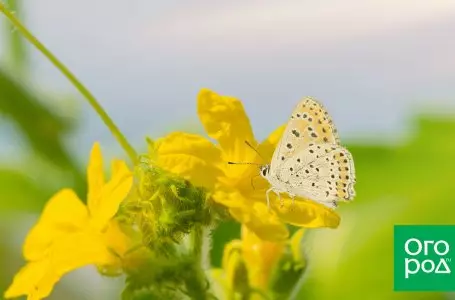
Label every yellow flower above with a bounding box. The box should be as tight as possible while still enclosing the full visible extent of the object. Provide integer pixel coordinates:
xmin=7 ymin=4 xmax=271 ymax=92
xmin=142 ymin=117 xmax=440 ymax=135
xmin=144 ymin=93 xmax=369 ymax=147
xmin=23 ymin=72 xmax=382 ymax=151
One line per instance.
xmin=240 ymin=226 xmax=286 ymax=290
xmin=153 ymin=89 xmax=340 ymax=241
xmin=5 ymin=143 xmax=133 ymax=300
xmin=212 ymin=225 xmax=304 ymax=299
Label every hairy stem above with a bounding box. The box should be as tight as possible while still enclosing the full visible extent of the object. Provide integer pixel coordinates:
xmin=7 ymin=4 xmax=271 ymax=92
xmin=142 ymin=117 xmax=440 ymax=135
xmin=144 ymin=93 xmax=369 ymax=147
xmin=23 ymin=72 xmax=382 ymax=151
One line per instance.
xmin=0 ymin=3 xmax=138 ymax=164
xmin=185 ymin=224 xmax=212 ymax=300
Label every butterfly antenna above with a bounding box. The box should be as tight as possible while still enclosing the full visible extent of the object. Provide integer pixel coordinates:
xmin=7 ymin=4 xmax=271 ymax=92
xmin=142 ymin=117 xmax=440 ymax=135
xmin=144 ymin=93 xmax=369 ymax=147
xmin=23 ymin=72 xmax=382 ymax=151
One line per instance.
xmin=227 ymin=141 xmax=265 ymax=166
xmin=244 ymin=140 xmax=266 ymax=162
xmin=227 ymin=161 xmax=261 ymax=165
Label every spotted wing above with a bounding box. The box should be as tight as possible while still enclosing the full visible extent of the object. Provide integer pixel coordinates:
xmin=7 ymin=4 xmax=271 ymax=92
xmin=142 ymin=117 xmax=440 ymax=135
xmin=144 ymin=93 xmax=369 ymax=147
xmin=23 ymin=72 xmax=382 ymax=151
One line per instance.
xmin=277 ymin=143 xmax=356 ymax=204
xmin=270 ymin=97 xmax=340 ymax=171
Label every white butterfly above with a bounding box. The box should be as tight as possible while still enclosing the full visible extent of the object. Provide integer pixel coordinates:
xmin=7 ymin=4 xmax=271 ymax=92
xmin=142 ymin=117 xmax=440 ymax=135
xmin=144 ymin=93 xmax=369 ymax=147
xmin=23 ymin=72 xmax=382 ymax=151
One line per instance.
xmin=259 ymin=97 xmax=356 ymax=209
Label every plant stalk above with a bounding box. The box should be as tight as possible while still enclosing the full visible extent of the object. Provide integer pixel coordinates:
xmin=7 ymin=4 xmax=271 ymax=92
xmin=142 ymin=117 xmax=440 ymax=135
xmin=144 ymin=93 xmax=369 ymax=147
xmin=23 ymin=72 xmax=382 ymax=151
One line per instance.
xmin=185 ymin=224 xmax=213 ymax=300
xmin=0 ymin=3 xmax=138 ymax=164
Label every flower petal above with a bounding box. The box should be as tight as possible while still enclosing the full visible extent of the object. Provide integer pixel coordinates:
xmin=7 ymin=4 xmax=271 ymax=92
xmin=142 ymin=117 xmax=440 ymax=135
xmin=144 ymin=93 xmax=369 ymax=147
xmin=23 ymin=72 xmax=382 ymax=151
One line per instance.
xmin=4 ymin=260 xmax=58 ymax=300
xmin=229 ymin=200 xmax=289 ymax=242
xmin=212 ymin=186 xmax=246 ymax=209
xmin=208 ymin=269 xmax=229 ymax=300
xmin=197 ymin=89 xmax=258 ymax=169
xmin=154 ymin=132 xmax=224 ymax=189
xmin=241 ymin=225 xmax=285 ymax=289
xmin=221 ymin=240 xmax=243 ymax=271
xmin=89 ymin=159 xmax=133 ymax=231
xmin=229 ymin=124 xmax=286 ymax=196
xmin=290 ymin=228 xmax=306 ymax=265
xmin=87 ymin=142 xmax=105 ymax=210
xmin=272 ymin=197 xmax=341 ymax=229
xmin=49 ymin=231 xmax=120 ymax=272
xmin=101 ymin=220 xmax=132 ymax=259
xmin=6 ymin=230 xmax=121 ymax=300
xmin=24 ymin=189 xmax=89 ymax=261
xmin=257 ymin=124 xmax=286 ymax=161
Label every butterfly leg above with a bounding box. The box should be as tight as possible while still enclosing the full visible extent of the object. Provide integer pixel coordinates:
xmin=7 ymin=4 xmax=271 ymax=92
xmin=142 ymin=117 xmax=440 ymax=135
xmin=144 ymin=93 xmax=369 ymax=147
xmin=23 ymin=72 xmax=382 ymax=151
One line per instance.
xmin=266 ymin=188 xmax=282 ymax=210
xmin=278 ymin=192 xmax=284 ymax=208
xmin=319 ymin=200 xmax=337 ymax=209
xmin=272 ymin=190 xmax=283 ymax=208
xmin=289 ymin=193 xmax=296 ymax=210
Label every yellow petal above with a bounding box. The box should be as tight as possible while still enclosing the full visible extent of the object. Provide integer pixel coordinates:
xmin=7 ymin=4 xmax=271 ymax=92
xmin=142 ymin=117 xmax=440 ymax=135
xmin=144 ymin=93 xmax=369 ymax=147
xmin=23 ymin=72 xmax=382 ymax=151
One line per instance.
xmin=102 ymin=219 xmax=132 ymax=259
xmin=24 ymin=189 xmax=89 ymax=261
xmin=229 ymin=201 xmax=289 ymax=242
xmin=221 ymin=239 xmax=243 ymax=271
xmin=222 ymin=244 xmax=249 ymax=293
xmin=257 ymin=124 xmax=286 ymax=161
xmin=208 ymin=269 xmax=229 ymax=300
xmin=290 ymin=228 xmax=306 ymax=265
xmin=4 ymin=260 xmax=58 ymax=300
xmin=241 ymin=225 xmax=285 ymax=289
xmin=100 ymin=220 xmax=136 ymax=276
xmin=87 ymin=142 xmax=105 ymax=210
xmin=6 ymin=230 xmax=120 ymax=300
xmin=222 ymin=124 xmax=286 ymax=195
xmin=155 ymin=132 xmax=224 ymax=189
xmin=272 ymin=197 xmax=341 ymax=229
xmin=212 ymin=186 xmax=246 ymax=209
xmin=89 ymin=159 xmax=133 ymax=231
xmin=49 ymin=231 xmax=119 ymax=273
xmin=197 ymin=89 xmax=258 ymax=175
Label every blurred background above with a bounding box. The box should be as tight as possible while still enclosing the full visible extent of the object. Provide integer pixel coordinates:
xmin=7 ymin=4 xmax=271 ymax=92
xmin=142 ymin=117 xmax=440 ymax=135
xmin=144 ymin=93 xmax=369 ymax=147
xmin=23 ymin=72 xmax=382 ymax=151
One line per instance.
xmin=1 ymin=0 xmax=455 ymax=299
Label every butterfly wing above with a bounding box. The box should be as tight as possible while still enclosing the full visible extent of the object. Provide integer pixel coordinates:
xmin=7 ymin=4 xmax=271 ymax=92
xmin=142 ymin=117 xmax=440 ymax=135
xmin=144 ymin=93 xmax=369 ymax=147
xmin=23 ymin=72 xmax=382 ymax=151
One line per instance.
xmin=277 ymin=143 xmax=356 ymax=204
xmin=270 ymin=97 xmax=340 ymax=171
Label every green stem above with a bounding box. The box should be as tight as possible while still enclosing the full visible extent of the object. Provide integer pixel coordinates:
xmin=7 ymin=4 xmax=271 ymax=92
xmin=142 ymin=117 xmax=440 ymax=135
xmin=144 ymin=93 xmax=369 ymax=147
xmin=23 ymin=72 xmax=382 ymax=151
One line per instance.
xmin=185 ymin=225 xmax=213 ymax=300
xmin=192 ymin=224 xmax=204 ymax=263
xmin=3 ymin=0 xmax=27 ymax=75
xmin=287 ymin=268 xmax=306 ymax=300
xmin=0 ymin=3 xmax=138 ymax=164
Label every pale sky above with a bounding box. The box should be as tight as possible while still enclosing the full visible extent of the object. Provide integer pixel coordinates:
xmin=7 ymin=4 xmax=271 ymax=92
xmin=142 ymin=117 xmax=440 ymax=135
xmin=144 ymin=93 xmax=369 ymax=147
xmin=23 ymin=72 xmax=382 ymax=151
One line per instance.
xmin=1 ymin=0 xmax=455 ymax=158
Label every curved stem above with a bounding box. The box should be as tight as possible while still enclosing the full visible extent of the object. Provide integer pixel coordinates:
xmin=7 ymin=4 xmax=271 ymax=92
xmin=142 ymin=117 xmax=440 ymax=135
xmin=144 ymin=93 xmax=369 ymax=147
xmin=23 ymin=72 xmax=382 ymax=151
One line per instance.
xmin=0 ymin=3 xmax=138 ymax=164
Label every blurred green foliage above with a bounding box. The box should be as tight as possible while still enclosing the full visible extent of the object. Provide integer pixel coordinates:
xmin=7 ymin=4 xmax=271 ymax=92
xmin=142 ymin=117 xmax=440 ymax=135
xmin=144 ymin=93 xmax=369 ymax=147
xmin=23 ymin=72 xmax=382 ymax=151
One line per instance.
xmin=0 ymin=70 xmax=75 ymax=168
xmin=0 ymin=68 xmax=86 ymax=208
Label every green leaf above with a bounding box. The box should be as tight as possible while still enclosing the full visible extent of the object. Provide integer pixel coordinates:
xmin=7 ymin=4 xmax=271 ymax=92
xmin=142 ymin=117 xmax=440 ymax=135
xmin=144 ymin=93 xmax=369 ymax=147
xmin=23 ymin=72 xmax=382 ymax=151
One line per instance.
xmin=0 ymin=168 xmax=51 ymax=211
xmin=0 ymin=68 xmax=86 ymax=195
xmin=0 ymin=68 xmax=71 ymax=162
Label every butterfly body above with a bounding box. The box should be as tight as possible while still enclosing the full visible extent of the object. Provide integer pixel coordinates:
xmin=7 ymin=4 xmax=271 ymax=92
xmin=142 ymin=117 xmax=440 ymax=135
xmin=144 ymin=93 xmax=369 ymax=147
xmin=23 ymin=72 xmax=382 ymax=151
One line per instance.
xmin=262 ymin=97 xmax=356 ymax=209
xmin=259 ymin=164 xmax=296 ymax=207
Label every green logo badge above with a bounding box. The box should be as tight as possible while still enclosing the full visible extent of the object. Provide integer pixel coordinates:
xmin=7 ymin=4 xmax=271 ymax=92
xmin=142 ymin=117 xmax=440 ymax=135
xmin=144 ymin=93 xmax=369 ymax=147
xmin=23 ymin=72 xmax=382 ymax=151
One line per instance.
xmin=394 ymin=225 xmax=455 ymax=291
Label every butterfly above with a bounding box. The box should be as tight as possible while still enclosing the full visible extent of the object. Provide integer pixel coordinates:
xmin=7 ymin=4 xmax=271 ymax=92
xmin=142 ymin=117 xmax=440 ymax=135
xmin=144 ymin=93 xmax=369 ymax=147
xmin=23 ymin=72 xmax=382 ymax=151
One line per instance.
xmin=258 ymin=97 xmax=356 ymax=209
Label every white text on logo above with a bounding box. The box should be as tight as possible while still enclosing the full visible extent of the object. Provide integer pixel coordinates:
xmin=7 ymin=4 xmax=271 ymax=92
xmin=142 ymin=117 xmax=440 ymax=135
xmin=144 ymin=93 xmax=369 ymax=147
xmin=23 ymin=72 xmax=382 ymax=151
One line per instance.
xmin=404 ymin=238 xmax=451 ymax=279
